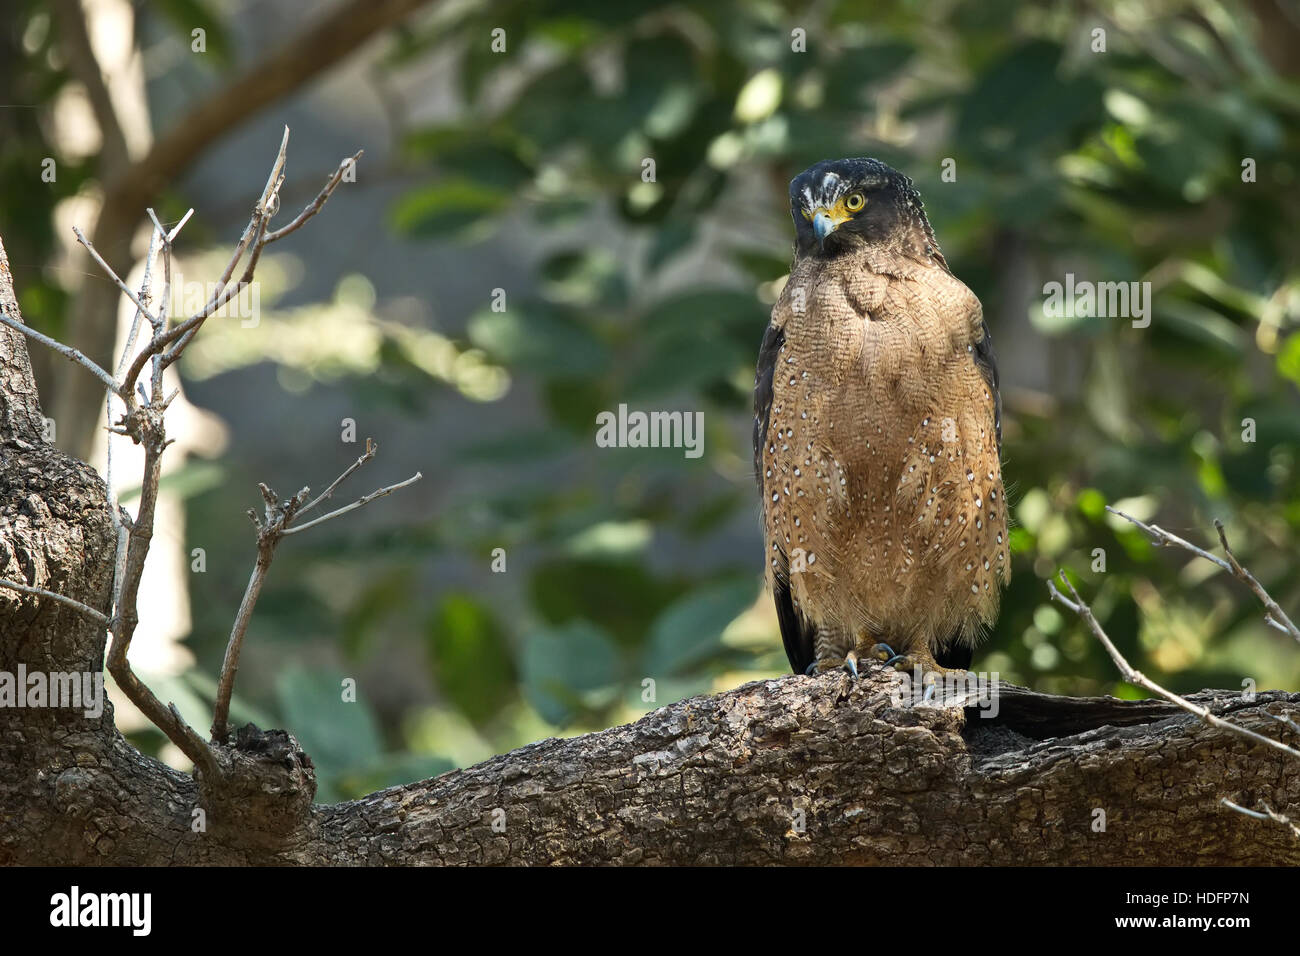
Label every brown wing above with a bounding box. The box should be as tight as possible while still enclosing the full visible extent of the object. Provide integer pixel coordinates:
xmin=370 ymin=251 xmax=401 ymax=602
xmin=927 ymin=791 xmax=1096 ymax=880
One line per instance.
xmin=936 ymin=247 xmax=1001 ymax=454
xmin=753 ymin=319 xmax=817 ymax=674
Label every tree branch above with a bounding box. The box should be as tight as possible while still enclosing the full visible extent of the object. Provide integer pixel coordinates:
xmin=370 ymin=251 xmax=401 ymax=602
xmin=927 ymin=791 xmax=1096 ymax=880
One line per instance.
xmin=298 ymin=436 xmax=378 ymax=516
xmin=1048 ymin=571 xmax=1300 ymax=762
xmin=52 ymin=0 xmax=437 ymax=457
xmin=5 ymin=133 xmax=384 ymax=783
xmin=281 ymin=471 xmax=422 ymax=536
xmin=1050 ymin=509 xmax=1300 ymax=839
xmin=210 ymin=442 xmax=421 ymax=741
xmin=4 ymin=223 xmax=1300 ymax=863
xmin=264 ymin=151 xmax=363 ymax=246
xmin=0 ymin=311 xmax=121 ymax=397
xmin=0 ymin=577 xmax=108 ymax=625
xmin=1107 ymin=506 xmax=1300 ymax=643
xmin=51 ymin=0 xmax=131 ymax=175
xmin=71 ymin=226 xmax=159 ymax=328
xmin=1213 ymin=519 xmax=1300 ymax=643
xmin=1221 ymin=798 xmax=1300 ymax=838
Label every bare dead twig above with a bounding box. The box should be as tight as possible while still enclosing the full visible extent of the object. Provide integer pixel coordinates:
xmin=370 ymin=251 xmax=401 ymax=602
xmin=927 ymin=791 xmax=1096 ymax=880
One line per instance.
xmin=54 ymin=0 xmax=437 ymax=458
xmin=1047 ymin=572 xmax=1300 ymax=763
xmin=283 ymin=472 xmax=423 ymax=537
xmin=105 ymin=224 xmax=162 ymax=626
xmin=1213 ymin=519 xmax=1300 ymax=643
xmin=72 ymin=226 xmax=158 ymax=328
xmin=1268 ymin=712 xmax=1300 ymax=736
xmin=117 ymin=132 xmax=357 ymax=384
xmin=1106 ymin=506 xmax=1300 ymax=643
xmin=101 ymin=428 xmax=227 ymax=778
xmin=210 ymin=445 xmax=421 ymax=740
xmin=1220 ymin=798 xmax=1300 ymax=838
xmin=264 ymin=150 xmax=363 ymax=245
xmin=120 ymin=127 xmax=290 ymax=394
xmin=210 ymin=534 xmax=281 ymax=742
xmin=298 ymin=437 xmax=377 ymax=516
xmin=0 ymin=313 xmax=122 ymax=397
xmin=146 ymin=207 xmax=195 ymax=251
xmin=9 ymin=129 xmax=383 ymax=783
xmin=1049 ymin=566 xmax=1300 ymax=838
xmin=210 ymin=480 xmax=310 ymax=741
xmin=0 ymin=577 xmax=108 ymax=625
xmin=112 ymin=226 xmax=159 ymax=391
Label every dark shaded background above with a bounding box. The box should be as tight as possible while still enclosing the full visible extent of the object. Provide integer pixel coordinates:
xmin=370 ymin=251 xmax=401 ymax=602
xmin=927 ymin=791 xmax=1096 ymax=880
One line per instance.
xmin=3 ymin=0 xmax=1298 ymax=801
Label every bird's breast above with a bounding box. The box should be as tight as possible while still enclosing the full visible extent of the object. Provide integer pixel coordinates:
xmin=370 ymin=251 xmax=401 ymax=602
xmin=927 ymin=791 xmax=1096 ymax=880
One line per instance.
xmin=761 ymin=248 xmax=1006 ymax=632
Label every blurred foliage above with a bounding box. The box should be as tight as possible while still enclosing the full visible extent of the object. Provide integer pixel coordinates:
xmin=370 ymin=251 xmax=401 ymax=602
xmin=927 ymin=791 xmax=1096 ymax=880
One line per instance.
xmin=6 ymin=0 xmax=1300 ymax=799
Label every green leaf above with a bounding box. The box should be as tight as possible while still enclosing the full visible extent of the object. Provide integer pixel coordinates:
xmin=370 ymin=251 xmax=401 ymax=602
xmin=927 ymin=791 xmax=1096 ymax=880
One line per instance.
xmin=823 ymin=42 xmax=916 ymax=108
xmin=563 ymin=520 xmax=653 ymax=560
xmin=732 ymin=249 xmax=790 ymax=282
xmin=152 ymin=0 xmax=233 ymax=67
xmin=529 ymin=558 xmax=680 ymax=647
xmin=402 ymin=126 xmax=534 ymax=190
xmin=958 ymin=41 xmax=1102 ymax=160
xmin=539 ymin=248 xmax=625 ymax=306
xmin=340 ymin=569 xmax=414 ymax=659
xmin=1157 ymin=299 xmax=1247 ymax=358
xmin=1277 ymin=332 xmax=1300 ymax=387
xmin=520 ymin=619 xmax=621 ymax=725
xmin=509 ymin=62 xmax=606 ymax=151
xmin=641 ymin=289 xmax=766 ymax=342
xmin=275 ymin=667 xmax=384 ymax=782
xmin=427 ymin=594 xmax=516 ymax=726
xmin=543 ymin=377 xmax=609 ymax=434
xmin=467 ymin=301 xmax=610 ymax=376
xmin=643 ymin=577 xmax=759 ymax=676
xmin=647 ymin=220 xmax=695 ymax=271
xmin=623 ymin=288 xmax=765 ymax=395
xmin=390 ymin=179 xmax=506 ymax=239
xmin=625 ymin=337 xmax=743 ymax=398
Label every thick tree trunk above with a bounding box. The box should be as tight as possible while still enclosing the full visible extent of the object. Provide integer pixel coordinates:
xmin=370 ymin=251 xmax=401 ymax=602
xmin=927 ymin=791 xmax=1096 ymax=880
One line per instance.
xmin=2 ymin=234 xmax=1298 ymax=865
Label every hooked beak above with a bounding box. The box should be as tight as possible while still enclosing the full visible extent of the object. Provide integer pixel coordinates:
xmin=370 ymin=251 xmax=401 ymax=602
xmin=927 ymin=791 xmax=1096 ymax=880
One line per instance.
xmin=812 ymin=208 xmax=841 ymax=247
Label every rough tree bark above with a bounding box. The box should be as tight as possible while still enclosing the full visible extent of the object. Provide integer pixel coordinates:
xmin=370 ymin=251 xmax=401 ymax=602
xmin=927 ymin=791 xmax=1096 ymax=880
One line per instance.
xmin=2 ymin=234 xmax=1298 ymax=865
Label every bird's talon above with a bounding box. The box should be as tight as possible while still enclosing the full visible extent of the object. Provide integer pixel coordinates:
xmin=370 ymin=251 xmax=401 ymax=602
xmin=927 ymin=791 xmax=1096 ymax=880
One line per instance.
xmin=843 ymin=651 xmax=859 ymax=679
xmin=868 ymin=642 xmax=897 ymax=663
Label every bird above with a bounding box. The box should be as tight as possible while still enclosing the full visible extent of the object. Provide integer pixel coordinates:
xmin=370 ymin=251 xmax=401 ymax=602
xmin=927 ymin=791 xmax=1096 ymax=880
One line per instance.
xmin=753 ymin=157 xmax=1008 ymax=684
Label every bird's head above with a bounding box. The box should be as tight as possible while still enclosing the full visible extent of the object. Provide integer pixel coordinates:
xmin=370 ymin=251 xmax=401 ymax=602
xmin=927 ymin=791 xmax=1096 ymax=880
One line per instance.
xmin=789 ymin=157 xmax=937 ymax=258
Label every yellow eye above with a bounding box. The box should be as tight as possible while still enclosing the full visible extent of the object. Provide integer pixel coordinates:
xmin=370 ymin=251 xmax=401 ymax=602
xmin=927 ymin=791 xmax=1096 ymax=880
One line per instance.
xmin=844 ymin=192 xmax=865 ymax=212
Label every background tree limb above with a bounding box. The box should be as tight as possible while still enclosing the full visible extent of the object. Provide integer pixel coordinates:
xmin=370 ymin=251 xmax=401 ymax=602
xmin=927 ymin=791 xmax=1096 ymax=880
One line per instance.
xmin=49 ymin=0 xmax=437 ymax=457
